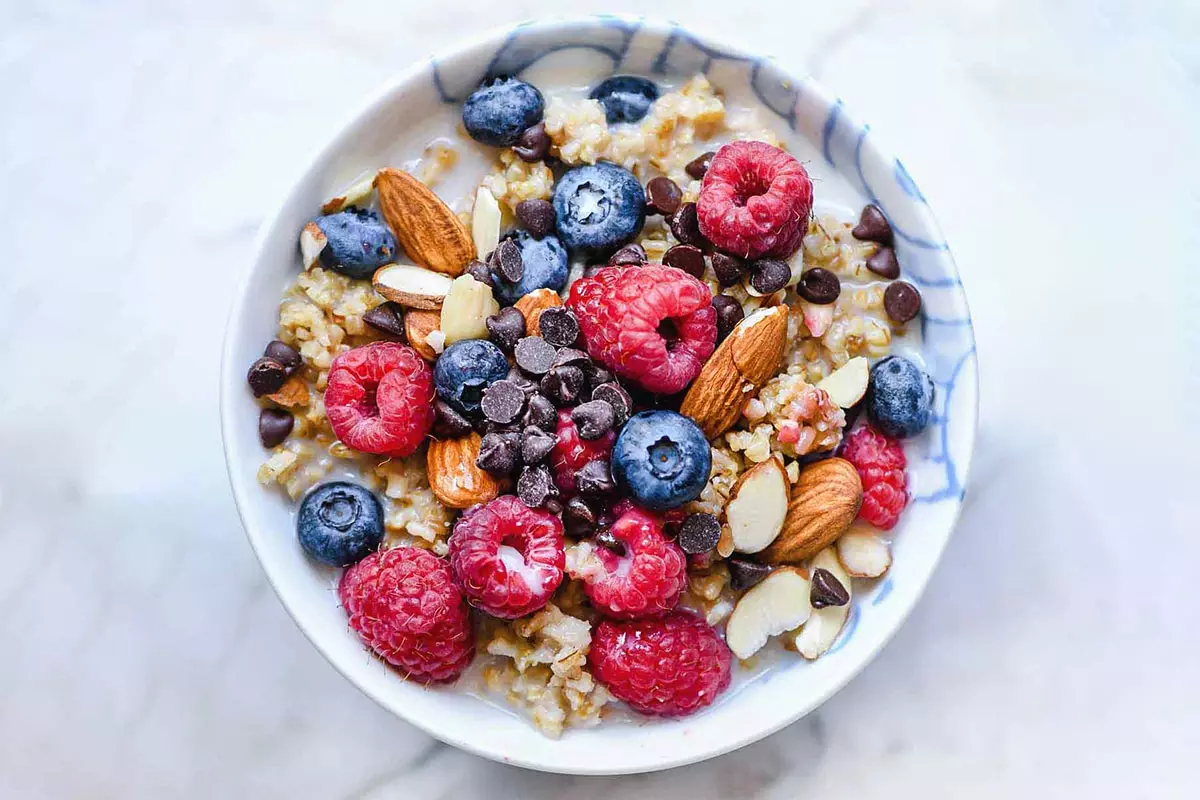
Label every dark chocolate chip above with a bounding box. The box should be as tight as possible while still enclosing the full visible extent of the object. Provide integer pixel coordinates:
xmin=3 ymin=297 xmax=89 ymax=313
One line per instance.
xmin=576 ymin=459 xmax=615 ymax=495
xmin=247 ymin=357 xmax=288 ymax=397
xmin=515 ymin=198 xmax=556 ymax=239
xmin=663 ymin=244 xmax=706 ymax=279
xmin=710 ymin=252 xmax=746 ymax=287
xmin=884 ymin=281 xmax=922 ymax=323
xmin=523 ymin=393 xmax=558 ymax=431
xmin=608 ymin=243 xmax=647 ymax=266
xmin=464 ymin=258 xmax=494 ymax=287
xmin=711 ymin=295 xmax=745 ymax=343
xmin=810 ymin=567 xmax=850 ymax=608
xmin=865 ymin=246 xmax=900 ymax=279
xmin=645 ymin=176 xmax=683 ymax=217
xmin=564 ymin=496 xmax=597 ymax=534
xmin=505 ymin=368 xmax=540 ymax=397
xmin=727 ymin=557 xmax=772 ymax=591
xmin=494 ymin=238 xmax=524 ymax=283
xmin=520 ymin=425 xmax=557 ymax=464
xmin=852 ymin=204 xmax=893 ymax=244
xmin=595 ymin=527 xmax=626 ymax=556
xmin=258 ymin=407 xmax=293 ymax=448
xmin=514 ymin=336 xmax=557 ymax=375
xmin=590 ymin=382 xmax=631 ymax=426
xmin=540 ymin=365 xmax=585 ymax=407
xmin=477 ymin=432 xmax=520 ymax=476
xmin=584 ymin=365 xmax=614 ymax=392
xmin=552 ymin=347 xmax=590 ymax=369
xmin=486 ymin=306 xmax=526 ymax=353
xmin=513 ymin=122 xmax=550 ymax=162
xmin=571 ymin=400 xmax=615 ymax=440
xmin=749 ymin=259 xmax=792 ymax=295
xmin=545 ymin=498 xmax=563 ymax=514
xmin=362 ymin=303 xmax=406 ymax=340
xmin=677 ymin=512 xmax=721 ymax=555
xmin=685 ymin=151 xmax=715 ymax=180
xmin=480 ymin=380 xmax=526 ymax=424
xmin=669 ymin=202 xmax=708 ymax=249
xmin=264 ymin=340 xmax=302 ymax=374
xmin=538 ymin=307 xmax=580 ymax=348
xmin=433 ymin=398 xmax=473 ymax=438
xmin=517 ymin=463 xmax=557 ymax=508
xmin=797 ymin=267 xmax=841 ymax=305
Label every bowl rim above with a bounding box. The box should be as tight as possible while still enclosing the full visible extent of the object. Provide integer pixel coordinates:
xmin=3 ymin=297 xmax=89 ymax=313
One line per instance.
xmin=220 ymin=13 xmax=979 ymax=775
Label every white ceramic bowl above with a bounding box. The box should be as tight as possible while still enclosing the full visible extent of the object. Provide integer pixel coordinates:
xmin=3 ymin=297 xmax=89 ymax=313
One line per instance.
xmin=220 ymin=16 xmax=978 ymax=775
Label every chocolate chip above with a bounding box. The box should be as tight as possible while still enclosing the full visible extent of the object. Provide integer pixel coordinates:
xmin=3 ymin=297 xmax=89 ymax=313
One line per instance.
xmin=685 ymin=151 xmax=715 ymax=180
xmin=810 ymin=567 xmax=850 ymax=608
xmin=258 ymin=407 xmax=293 ymax=447
xmin=552 ymin=347 xmax=590 ymax=369
xmin=591 ymin=382 xmax=631 ymax=426
xmin=608 ymin=243 xmax=647 ymax=266
xmin=517 ymin=464 xmax=557 ymax=508
xmin=865 ymin=246 xmax=900 ymax=279
xmin=884 ymin=281 xmax=922 ymax=323
xmin=494 ymin=238 xmax=524 ymax=283
xmin=645 ymin=176 xmax=683 ymax=217
xmin=514 ymin=336 xmax=557 ymax=375
xmin=464 ymin=258 xmax=494 ymax=288
xmin=361 ymin=304 xmax=405 ymax=340
xmin=584 ymin=365 xmax=614 ymax=393
xmin=663 ymin=244 xmax=706 ymax=279
xmin=515 ymin=198 xmax=556 ymax=239
xmin=520 ymin=425 xmax=556 ymax=464
xmin=710 ymin=252 xmax=746 ymax=287
xmin=852 ymin=203 xmax=893 ymax=244
xmin=728 ymin=558 xmax=772 ymax=591
xmin=247 ymin=357 xmax=288 ymax=397
xmin=513 ymin=121 xmax=550 ymax=162
xmin=523 ymin=393 xmax=558 ymax=431
xmin=433 ymin=398 xmax=473 ymax=438
xmin=564 ymin=496 xmax=597 ymax=533
xmin=595 ymin=527 xmax=626 ymax=556
xmin=669 ymin=202 xmax=708 ymax=249
xmin=264 ymin=340 xmax=302 ymax=374
xmin=540 ymin=365 xmax=585 ymax=407
xmin=711 ymin=295 xmax=745 ymax=343
xmin=486 ymin=306 xmax=526 ymax=353
xmin=571 ymin=400 xmax=615 ymax=440
xmin=480 ymin=380 xmax=526 ymax=424
xmin=748 ymin=259 xmax=791 ymax=295
xmin=797 ymin=267 xmax=841 ymax=305
xmin=505 ymin=368 xmax=540 ymax=397
xmin=576 ymin=459 xmax=615 ymax=495
xmin=538 ymin=307 xmax=580 ymax=348
xmin=677 ymin=513 xmax=721 ymax=554
xmin=477 ymin=432 xmax=520 ymax=476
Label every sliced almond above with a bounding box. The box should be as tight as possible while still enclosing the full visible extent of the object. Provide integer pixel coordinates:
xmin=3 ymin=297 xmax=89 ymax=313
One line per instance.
xmin=726 ymin=566 xmax=812 ymax=660
xmin=375 ymin=167 xmax=475 ymax=277
xmin=837 ymin=525 xmax=892 ymax=578
xmin=760 ymin=458 xmax=862 ymax=565
xmin=725 ymin=457 xmax=790 ymax=553
xmin=440 ymin=274 xmax=499 ymax=345
xmin=816 ymin=356 xmax=869 ymax=408
xmin=321 ymin=174 xmax=376 ymax=215
xmin=299 ymin=221 xmax=327 ymax=269
xmin=471 ymin=186 xmax=502 ymax=259
xmin=373 ymin=263 xmax=453 ymax=310
xmin=266 ymin=375 xmax=309 ymax=408
xmin=791 ymin=548 xmax=852 ymax=659
xmin=800 ymin=301 xmax=834 ymax=338
xmin=404 ymin=309 xmax=442 ymax=360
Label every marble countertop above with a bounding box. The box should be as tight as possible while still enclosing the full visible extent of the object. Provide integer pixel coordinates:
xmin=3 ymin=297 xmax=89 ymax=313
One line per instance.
xmin=1 ymin=0 xmax=1196 ymax=796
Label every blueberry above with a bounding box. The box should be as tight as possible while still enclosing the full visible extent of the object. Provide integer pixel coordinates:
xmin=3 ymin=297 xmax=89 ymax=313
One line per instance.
xmin=589 ymin=76 xmax=659 ymax=124
xmin=491 ymin=230 xmax=569 ymax=305
xmin=433 ymin=339 xmax=509 ymax=416
xmin=553 ymin=162 xmax=646 ymax=255
xmin=297 ymin=481 xmax=384 ymax=566
xmin=611 ymin=410 xmax=711 ymax=511
xmin=462 ymin=76 xmax=545 ymax=147
xmin=866 ymin=355 xmax=935 ymax=438
xmin=313 ymin=208 xmax=396 ymax=279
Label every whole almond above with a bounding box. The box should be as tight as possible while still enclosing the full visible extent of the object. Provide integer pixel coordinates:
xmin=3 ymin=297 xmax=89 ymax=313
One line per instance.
xmin=760 ymin=458 xmax=862 ymax=565
xmin=404 ymin=309 xmax=443 ymax=361
xmin=427 ymin=433 xmax=501 ymax=509
xmin=514 ymin=288 xmax=563 ymax=337
xmin=375 ymin=168 xmax=475 ymax=277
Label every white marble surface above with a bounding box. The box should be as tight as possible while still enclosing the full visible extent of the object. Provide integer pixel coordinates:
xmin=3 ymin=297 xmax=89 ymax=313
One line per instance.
xmin=1 ymin=0 xmax=1197 ymax=796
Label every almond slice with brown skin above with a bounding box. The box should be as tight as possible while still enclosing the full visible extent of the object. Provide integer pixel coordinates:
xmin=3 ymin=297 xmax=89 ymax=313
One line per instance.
xmin=760 ymin=458 xmax=862 ymax=565
xmin=817 ymin=356 xmax=869 ymax=408
xmin=725 ymin=456 xmax=790 ymax=553
xmin=375 ymin=168 xmax=475 ymax=277
xmin=791 ymin=547 xmax=852 ymax=659
xmin=837 ymin=525 xmax=892 ymax=578
xmin=726 ymin=566 xmax=812 ymax=660
xmin=404 ymin=309 xmax=442 ymax=361
xmin=373 ymin=263 xmax=453 ymax=310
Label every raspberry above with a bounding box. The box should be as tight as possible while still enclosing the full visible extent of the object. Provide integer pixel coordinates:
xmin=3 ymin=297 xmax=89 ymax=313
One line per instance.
xmin=567 ymin=264 xmax=715 ymax=395
xmin=841 ymin=425 xmax=908 ymax=530
xmin=449 ymin=495 xmax=566 ymax=619
xmin=550 ymin=408 xmax=616 ymax=496
xmin=325 ymin=342 xmax=434 ymax=457
xmin=567 ymin=503 xmax=687 ymax=619
xmin=590 ymin=611 xmax=732 ymax=716
xmin=338 ymin=547 xmax=474 ymax=684
xmin=696 ymin=141 xmax=814 ymax=260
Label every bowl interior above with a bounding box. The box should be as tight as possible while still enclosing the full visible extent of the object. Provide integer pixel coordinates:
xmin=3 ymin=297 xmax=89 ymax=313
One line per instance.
xmin=220 ymin=16 xmax=978 ymax=775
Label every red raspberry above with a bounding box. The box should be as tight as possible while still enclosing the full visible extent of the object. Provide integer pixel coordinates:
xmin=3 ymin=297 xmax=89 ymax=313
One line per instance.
xmin=841 ymin=425 xmax=909 ymax=530
xmin=567 ymin=503 xmax=687 ymax=619
xmin=567 ymin=264 xmax=716 ymax=395
xmin=590 ymin=611 xmax=732 ymax=717
xmin=550 ymin=408 xmax=616 ymax=496
xmin=324 ymin=342 xmax=434 ymax=457
xmin=338 ymin=547 xmax=474 ymax=684
xmin=449 ymin=495 xmax=566 ymax=619
xmin=696 ymin=141 xmax=814 ymax=259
